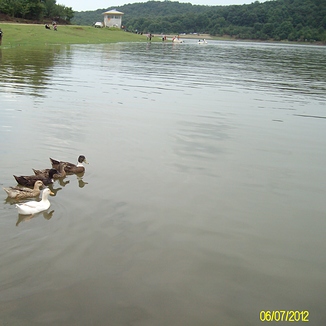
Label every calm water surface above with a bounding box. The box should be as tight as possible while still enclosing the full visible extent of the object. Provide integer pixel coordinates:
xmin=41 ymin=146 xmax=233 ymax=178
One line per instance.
xmin=0 ymin=41 xmax=326 ymax=325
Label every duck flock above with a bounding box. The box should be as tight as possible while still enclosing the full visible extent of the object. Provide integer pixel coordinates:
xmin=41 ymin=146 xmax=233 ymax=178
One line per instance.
xmin=3 ymin=155 xmax=88 ymax=216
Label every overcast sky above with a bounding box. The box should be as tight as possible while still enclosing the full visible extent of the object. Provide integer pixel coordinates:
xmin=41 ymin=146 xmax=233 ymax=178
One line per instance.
xmin=59 ymin=0 xmax=264 ymax=12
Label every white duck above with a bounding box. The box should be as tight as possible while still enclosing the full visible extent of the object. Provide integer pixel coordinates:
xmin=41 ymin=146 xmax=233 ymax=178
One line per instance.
xmin=15 ymin=188 xmax=54 ymax=215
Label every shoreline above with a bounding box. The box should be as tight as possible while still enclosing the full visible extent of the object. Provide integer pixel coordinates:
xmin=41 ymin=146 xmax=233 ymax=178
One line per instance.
xmin=0 ymin=22 xmax=324 ymax=47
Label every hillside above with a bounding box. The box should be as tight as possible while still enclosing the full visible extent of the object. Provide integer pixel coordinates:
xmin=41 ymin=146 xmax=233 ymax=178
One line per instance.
xmin=72 ymin=2 xmax=212 ymax=26
xmin=72 ymin=0 xmax=326 ymax=42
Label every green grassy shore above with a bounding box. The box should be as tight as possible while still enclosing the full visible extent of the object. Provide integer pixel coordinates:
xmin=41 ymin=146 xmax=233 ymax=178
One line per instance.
xmin=1 ymin=22 xmax=318 ymax=49
xmin=0 ymin=23 xmax=153 ymax=48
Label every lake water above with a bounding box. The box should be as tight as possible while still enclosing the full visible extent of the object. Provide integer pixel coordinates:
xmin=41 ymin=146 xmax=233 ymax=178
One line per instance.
xmin=0 ymin=40 xmax=326 ymax=325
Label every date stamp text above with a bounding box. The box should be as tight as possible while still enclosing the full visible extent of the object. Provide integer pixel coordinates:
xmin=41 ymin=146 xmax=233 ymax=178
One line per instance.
xmin=260 ymin=310 xmax=309 ymax=322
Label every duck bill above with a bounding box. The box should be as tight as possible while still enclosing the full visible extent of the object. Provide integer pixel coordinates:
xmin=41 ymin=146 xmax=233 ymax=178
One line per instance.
xmin=50 ymin=191 xmax=55 ymax=196
xmin=84 ymin=159 xmax=89 ymax=164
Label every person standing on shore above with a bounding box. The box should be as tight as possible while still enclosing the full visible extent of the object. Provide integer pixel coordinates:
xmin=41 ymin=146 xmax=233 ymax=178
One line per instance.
xmin=0 ymin=28 xmax=3 ymax=45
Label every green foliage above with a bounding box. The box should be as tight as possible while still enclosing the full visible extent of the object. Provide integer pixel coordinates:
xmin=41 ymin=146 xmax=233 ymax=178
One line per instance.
xmin=0 ymin=0 xmax=74 ymax=22
xmin=1 ymin=0 xmax=325 ymax=42
xmin=71 ymin=0 xmax=326 ymax=42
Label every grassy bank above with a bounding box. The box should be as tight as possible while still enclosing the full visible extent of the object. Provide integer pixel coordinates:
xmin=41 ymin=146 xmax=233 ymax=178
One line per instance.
xmin=0 ymin=23 xmax=152 ymax=48
xmin=0 ymin=23 xmax=323 ymax=48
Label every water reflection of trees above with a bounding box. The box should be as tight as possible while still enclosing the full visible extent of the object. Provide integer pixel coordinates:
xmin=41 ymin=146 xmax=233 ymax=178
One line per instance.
xmin=0 ymin=46 xmax=72 ymax=97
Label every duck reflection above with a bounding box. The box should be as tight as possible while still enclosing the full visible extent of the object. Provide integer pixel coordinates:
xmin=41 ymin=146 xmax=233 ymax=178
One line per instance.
xmin=51 ymin=175 xmax=86 ymax=188
xmin=76 ymin=173 xmax=88 ymax=188
xmin=56 ymin=178 xmax=70 ymax=187
xmin=47 ymin=184 xmax=62 ymax=196
xmin=5 ymin=196 xmax=24 ymax=205
xmin=16 ymin=209 xmax=55 ymax=226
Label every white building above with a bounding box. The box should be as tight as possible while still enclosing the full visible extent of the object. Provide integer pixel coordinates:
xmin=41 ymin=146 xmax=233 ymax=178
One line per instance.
xmin=102 ymin=9 xmax=124 ymax=28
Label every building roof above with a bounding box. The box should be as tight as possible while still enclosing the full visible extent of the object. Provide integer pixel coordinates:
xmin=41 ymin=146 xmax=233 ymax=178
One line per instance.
xmin=102 ymin=9 xmax=124 ymax=15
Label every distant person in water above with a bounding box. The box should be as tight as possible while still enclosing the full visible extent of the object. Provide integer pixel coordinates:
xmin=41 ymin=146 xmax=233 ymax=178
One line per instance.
xmin=0 ymin=28 xmax=3 ymax=45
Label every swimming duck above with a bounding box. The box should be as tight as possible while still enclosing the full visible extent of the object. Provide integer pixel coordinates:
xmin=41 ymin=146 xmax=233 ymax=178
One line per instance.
xmin=50 ymin=155 xmax=88 ymax=174
xmin=3 ymin=180 xmax=44 ymax=200
xmin=33 ymin=162 xmax=67 ymax=179
xmin=15 ymin=188 xmax=54 ymax=215
xmin=14 ymin=168 xmax=58 ymax=187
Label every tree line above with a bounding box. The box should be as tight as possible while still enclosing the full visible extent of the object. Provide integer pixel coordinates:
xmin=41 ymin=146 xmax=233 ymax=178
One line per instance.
xmin=73 ymin=0 xmax=326 ymax=42
xmin=1 ymin=0 xmax=325 ymax=42
xmin=0 ymin=0 xmax=73 ymax=22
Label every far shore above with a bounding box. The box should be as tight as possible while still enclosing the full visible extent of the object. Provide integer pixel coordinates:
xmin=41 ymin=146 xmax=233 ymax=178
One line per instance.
xmin=0 ymin=22 xmax=324 ymax=47
xmin=159 ymin=33 xmax=212 ymax=39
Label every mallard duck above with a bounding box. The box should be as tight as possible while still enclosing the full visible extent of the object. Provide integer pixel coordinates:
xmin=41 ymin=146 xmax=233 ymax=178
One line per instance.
xmin=15 ymin=188 xmax=54 ymax=215
xmin=33 ymin=162 xmax=67 ymax=179
xmin=3 ymin=180 xmax=44 ymax=200
xmin=50 ymin=155 xmax=88 ymax=174
xmin=14 ymin=168 xmax=58 ymax=187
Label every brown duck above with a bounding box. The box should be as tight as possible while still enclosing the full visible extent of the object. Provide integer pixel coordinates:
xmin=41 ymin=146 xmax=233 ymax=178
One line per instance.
xmin=50 ymin=155 xmax=88 ymax=174
xmin=33 ymin=162 xmax=67 ymax=179
xmin=14 ymin=168 xmax=58 ymax=187
xmin=3 ymin=180 xmax=44 ymax=200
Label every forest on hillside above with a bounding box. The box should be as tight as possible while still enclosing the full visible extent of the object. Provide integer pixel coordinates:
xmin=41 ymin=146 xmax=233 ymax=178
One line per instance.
xmin=0 ymin=0 xmax=73 ymax=22
xmin=1 ymin=0 xmax=325 ymax=42
xmin=72 ymin=0 xmax=326 ymax=42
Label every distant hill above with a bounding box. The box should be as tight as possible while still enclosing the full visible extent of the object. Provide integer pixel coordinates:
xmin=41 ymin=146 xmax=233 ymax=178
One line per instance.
xmin=72 ymin=2 xmax=211 ymax=26
xmin=72 ymin=0 xmax=326 ymax=42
